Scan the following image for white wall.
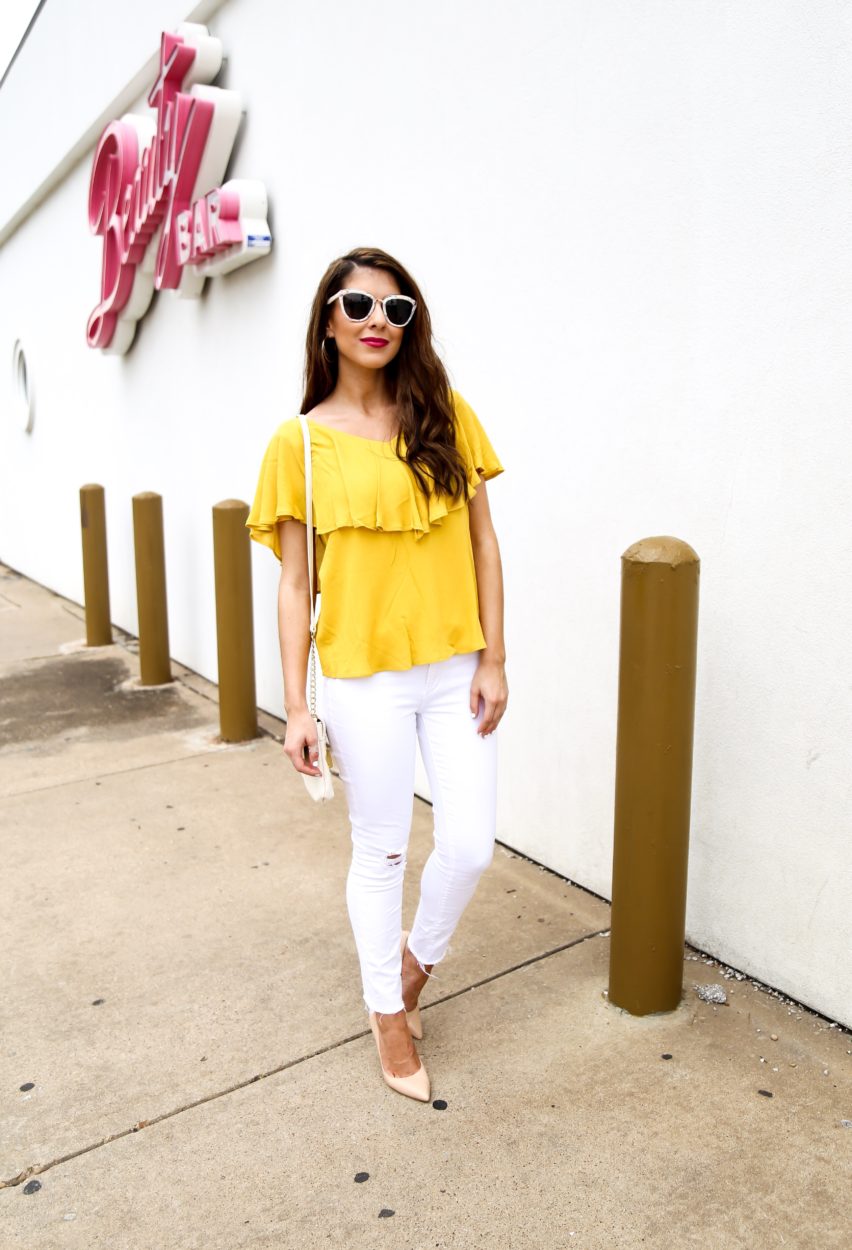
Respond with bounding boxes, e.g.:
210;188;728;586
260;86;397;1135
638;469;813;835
1;0;850;1027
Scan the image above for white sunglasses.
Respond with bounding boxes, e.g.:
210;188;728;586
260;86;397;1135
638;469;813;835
326;288;417;328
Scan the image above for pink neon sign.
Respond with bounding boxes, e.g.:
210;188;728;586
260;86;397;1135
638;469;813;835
86;23;271;354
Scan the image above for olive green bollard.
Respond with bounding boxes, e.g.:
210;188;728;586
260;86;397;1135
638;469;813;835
79;483;112;646
132;492;172;686
608;536;700;1015
212;500;258;743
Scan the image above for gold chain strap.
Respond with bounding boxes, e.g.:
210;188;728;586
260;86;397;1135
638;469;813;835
308;626;317;718
299;414;319;721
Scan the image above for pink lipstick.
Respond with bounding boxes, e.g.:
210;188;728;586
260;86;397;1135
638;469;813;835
361;337;389;347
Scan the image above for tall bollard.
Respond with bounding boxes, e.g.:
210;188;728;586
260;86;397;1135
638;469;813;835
79;484;112;645
608;536;700;1015
132;492;172;686
212;499;258;743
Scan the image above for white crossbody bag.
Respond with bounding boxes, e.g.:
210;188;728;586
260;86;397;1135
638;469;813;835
297;415;335;802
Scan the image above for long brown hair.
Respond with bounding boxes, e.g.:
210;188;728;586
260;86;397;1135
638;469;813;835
301;246;469;504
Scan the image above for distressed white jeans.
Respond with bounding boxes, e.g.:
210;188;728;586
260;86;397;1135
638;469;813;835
319;650;499;1015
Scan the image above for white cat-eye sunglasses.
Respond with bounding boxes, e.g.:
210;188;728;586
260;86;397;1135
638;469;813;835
326;288;417;328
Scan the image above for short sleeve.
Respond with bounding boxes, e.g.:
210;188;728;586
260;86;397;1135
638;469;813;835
450;390;504;489
245;419;307;562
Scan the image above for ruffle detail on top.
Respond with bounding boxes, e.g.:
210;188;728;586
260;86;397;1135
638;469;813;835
245;418;309;562
449;389;505;495
245;390;504;560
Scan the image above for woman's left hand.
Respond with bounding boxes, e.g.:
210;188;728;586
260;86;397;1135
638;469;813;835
470;656;508;737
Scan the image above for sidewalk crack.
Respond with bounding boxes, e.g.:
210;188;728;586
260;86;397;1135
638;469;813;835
1;930;610;1187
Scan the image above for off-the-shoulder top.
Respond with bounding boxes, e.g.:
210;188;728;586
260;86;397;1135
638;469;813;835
245;389;504;678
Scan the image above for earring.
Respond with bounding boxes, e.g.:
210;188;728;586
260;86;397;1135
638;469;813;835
322;337;336;360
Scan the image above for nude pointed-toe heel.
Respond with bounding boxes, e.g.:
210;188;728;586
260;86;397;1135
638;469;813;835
368;1010;430;1102
400;929;424;1040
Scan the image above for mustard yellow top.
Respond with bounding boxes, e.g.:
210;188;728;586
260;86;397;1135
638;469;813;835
245;389;504;678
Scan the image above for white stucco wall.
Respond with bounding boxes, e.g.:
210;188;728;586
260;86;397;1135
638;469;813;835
1;0;850;1027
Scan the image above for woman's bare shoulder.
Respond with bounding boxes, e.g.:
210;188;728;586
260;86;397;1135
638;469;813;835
302;398;340;427
304;398;400;441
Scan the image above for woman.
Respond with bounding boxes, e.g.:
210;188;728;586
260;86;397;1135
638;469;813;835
246;246;508;1103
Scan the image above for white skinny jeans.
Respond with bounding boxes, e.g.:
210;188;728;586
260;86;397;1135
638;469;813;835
319;650;498;1015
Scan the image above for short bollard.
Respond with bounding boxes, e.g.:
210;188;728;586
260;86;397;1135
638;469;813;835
608;536;700;1015
132;492;172;686
79;483;112;646
212;500;258;743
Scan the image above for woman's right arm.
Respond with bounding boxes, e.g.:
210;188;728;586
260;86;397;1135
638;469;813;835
277;518;322;777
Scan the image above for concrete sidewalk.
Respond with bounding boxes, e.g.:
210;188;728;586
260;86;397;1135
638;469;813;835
1;560;848;1249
